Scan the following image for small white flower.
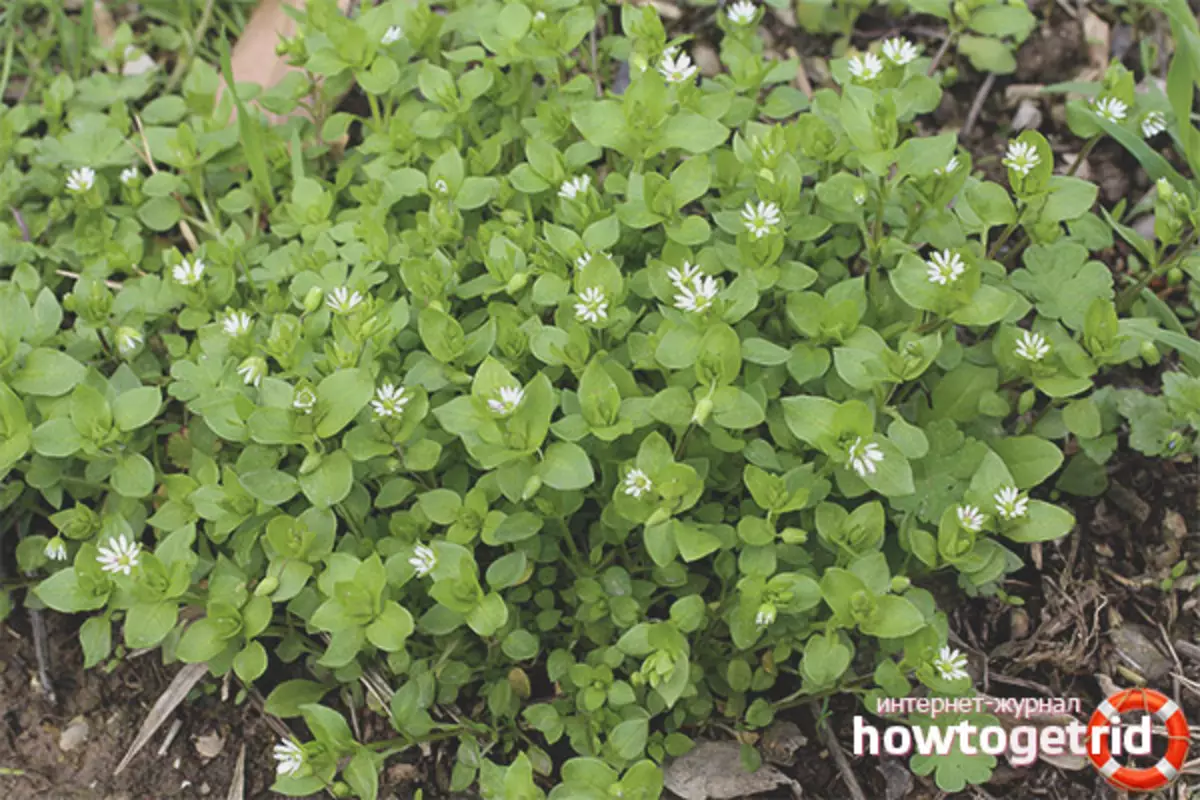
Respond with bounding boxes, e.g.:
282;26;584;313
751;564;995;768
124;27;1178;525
666;261;703;289
115;327;143;356
741;200;782;239
66;167;95;193
120;166;140;185
381;25;403;45
533;10;547;22
371;383;410;418
881;37;919;66
933;645;970;681
574;287;609;323
658;49;698;83
934;155;960;176
409;544;437;576
623;468;653;498
1014;330;1050;362
993;486;1029;520
558;175;590;200
727;0;757;25
433;178;448;194
846;436;884;478
222;310;253;337
292;387;316;414
273;739;305;778
755;602;777;627
853;189;867;206
1002;140;1040;176
956;504;986;532
96;534;141;576
236;356;267;388
488;385;525;416
326;286;363;314
926;249;966;286
847;52;883;82
172;257;205;286
673;275;719;313
1141;111;1167;138
1093;96;1128;124
44;537;67;561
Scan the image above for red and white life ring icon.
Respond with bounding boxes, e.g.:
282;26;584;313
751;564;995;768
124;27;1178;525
1087;689;1190;792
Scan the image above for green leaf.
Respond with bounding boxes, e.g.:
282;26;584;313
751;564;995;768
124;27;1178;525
298;449;353;508
990;437;1063;488
112;453;155;498
34;568;108;613
125;601;178;649
239;469;300;505
539;442;594;490
1002;500;1075;542
660;112;729;154
801;632;852;688
316;369;374;438
112;387;162;432
673;522;722;562
264;680;331;717
177;618;230;663
233;640;268;683
12;349;85;396
860;595;926;638
366;601;415;651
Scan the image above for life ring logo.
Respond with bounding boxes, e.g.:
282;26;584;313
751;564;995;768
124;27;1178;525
1087;689;1190;792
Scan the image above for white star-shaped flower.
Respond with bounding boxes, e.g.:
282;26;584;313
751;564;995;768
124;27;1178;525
66;167;95;193
409;544;437;576
488;385;525;416
727;0;757;25
1093;96;1128;124
956;504;986;532
673;275;719;313
292;387;316;414
742;200;781;239
933;645;969;681
846;436;884;477
1003;140;1040;176
381;25;403;45
237;356;267;387
755;602;777;627
853;189;867;206
666;261;703;289
172;257;205;286
574;287;608;323
993;486;1029;520
115;327;143;356
558;175;590;200
926;249;965;285
935;155;960;176
658;48;698;83
623;468;653;498
44;537;67;561
882;37;919;66
96;534;141;576
222;310;253;337
1014;330;1050;362
273;739;305;778
371;383;410;418
326;286;363;314
120;166;140;185
847;52;883;82
1141;111;1167;138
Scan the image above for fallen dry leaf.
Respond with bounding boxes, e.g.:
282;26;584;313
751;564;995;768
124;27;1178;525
663;740;803;800
194;730;226;759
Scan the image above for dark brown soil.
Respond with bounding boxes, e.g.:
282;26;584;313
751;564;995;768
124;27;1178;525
0;611;278;799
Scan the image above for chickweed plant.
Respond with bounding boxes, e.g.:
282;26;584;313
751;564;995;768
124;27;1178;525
0;0;1197;796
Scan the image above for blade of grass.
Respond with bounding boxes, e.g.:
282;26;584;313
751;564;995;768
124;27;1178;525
217;38;273;206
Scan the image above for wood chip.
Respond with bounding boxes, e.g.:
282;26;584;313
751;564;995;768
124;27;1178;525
225;744;246;800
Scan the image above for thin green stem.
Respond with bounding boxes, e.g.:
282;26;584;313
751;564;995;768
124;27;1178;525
1065;135;1100;178
1118;228;1200;312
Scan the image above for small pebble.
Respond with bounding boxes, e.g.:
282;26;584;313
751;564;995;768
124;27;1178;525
58;716;90;752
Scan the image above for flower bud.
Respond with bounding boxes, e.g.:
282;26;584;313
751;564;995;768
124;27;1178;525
890;576;911;593
521;474;543;500
1017;389;1036;415
691;395;714;425
303;286;324;312
505;272;529;294
1140;340;1162;365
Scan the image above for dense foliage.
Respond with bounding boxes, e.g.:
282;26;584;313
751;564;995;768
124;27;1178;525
4;0;1200;796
